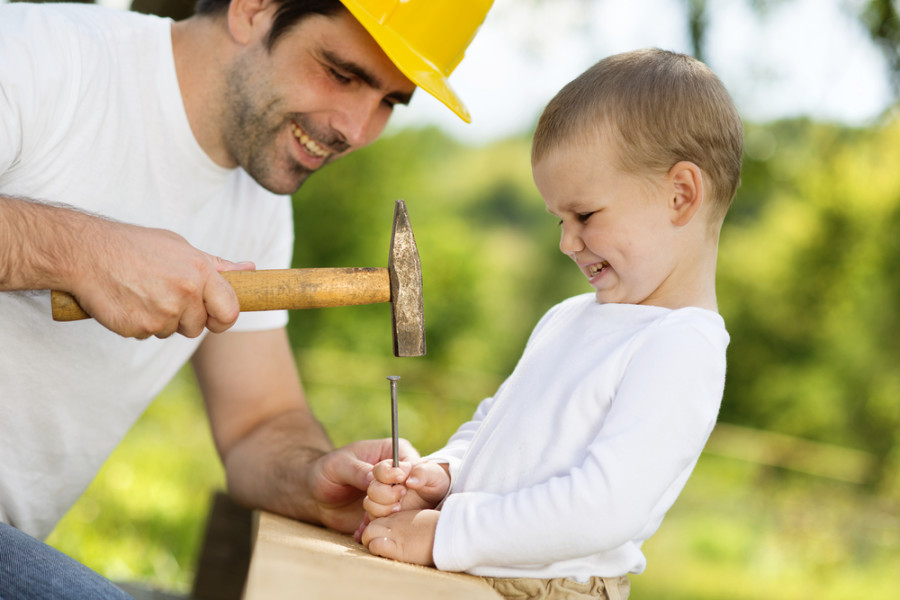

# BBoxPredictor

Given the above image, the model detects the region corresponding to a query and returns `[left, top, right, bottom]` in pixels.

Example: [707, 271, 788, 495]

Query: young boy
[359, 48, 743, 600]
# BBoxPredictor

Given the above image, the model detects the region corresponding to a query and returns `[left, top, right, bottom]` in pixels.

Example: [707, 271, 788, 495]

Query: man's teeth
[291, 123, 329, 158]
[588, 261, 609, 276]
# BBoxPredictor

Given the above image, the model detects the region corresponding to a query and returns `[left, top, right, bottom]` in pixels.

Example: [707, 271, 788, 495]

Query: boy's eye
[576, 212, 595, 223]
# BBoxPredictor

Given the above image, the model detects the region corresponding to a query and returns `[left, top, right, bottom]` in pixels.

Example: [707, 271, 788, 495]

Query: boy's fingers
[367, 480, 406, 504]
[372, 460, 411, 484]
[363, 496, 400, 518]
[407, 463, 438, 489]
[366, 535, 400, 560]
[361, 519, 398, 558]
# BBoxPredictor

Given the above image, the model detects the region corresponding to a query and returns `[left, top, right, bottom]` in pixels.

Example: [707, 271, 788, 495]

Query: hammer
[50, 199, 426, 357]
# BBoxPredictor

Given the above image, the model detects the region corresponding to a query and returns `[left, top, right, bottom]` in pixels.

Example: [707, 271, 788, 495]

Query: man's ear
[227, 0, 275, 45]
[667, 161, 704, 227]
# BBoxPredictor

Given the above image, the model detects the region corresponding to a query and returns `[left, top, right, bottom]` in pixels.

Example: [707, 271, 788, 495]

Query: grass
[46, 359, 900, 598]
[632, 456, 900, 599]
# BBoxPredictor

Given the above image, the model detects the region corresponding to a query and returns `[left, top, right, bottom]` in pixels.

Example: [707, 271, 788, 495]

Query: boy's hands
[361, 509, 440, 567]
[363, 459, 450, 517]
[354, 459, 450, 547]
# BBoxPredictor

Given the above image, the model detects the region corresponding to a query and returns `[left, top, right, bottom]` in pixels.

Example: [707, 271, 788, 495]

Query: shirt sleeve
[0, 72, 20, 176]
[432, 317, 726, 572]
[0, 6, 100, 182]
[0, 8, 37, 176]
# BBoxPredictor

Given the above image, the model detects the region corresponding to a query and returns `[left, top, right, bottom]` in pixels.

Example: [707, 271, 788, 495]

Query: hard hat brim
[341, 3, 472, 123]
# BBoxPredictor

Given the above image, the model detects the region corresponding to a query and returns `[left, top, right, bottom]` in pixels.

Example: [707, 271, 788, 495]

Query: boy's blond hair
[532, 48, 743, 225]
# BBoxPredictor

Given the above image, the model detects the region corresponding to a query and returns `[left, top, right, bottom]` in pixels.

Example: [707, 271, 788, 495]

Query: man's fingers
[203, 273, 241, 333]
[397, 438, 420, 463]
[203, 258, 255, 333]
[323, 448, 378, 493]
[352, 515, 370, 543]
[215, 257, 256, 273]
[175, 299, 211, 338]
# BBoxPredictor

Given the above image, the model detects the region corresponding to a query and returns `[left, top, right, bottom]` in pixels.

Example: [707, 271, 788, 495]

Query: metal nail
[386, 376, 400, 467]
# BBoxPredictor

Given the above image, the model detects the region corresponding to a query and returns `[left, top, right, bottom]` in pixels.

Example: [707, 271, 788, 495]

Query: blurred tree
[687, 0, 708, 61]
[861, 0, 900, 97]
[718, 116, 900, 490]
[685, 0, 789, 61]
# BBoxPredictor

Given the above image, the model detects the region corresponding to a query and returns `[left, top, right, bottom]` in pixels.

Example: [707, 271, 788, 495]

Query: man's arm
[192, 327, 419, 533]
[0, 194, 249, 338]
[192, 327, 333, 521]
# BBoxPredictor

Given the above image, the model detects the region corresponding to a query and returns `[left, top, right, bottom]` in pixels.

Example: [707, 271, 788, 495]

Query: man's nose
[331, 92, 386, 149]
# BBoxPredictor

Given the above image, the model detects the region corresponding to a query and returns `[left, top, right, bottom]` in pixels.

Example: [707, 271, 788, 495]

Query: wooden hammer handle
[50, 267, 391, 321]
[223, 268, 390, 310]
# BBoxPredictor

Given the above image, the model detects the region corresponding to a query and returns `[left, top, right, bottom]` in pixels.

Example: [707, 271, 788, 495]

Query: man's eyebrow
[322, 50, 413, 105]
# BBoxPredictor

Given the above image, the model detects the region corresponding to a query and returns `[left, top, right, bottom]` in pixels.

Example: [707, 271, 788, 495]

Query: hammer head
[388, 199, 426, 357]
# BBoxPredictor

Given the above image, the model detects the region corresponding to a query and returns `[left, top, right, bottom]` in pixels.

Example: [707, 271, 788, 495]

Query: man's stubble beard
[223, 56, 315, 195]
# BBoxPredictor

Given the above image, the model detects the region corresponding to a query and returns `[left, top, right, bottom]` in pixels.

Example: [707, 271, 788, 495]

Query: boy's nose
[559, 225, 585, 257]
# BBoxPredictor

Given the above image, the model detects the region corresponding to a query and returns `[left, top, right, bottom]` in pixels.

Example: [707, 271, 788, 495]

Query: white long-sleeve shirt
[427, 294, 729, 580]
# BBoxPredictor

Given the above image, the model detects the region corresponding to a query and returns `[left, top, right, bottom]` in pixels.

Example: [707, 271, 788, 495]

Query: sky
[387, 0, 895, 144]
[5, 0, 894, 144]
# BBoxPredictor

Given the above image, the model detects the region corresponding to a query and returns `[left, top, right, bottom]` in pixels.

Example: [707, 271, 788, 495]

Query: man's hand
[0, 195, 253, 339]
[307, 438, 420, 534]
[73, 221, 254, 339]
[361, 509, 439, 566]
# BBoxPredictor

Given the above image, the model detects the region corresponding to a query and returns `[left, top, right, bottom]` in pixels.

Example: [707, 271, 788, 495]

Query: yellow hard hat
[339, 0, 493, 123]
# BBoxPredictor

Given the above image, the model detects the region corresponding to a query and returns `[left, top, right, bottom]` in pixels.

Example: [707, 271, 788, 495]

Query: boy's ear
[667, 161, 704, 227]
[227, 0, 276, 45]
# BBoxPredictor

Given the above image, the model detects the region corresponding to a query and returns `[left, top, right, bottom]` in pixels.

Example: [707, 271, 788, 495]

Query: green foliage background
[47, 117, 900, 598]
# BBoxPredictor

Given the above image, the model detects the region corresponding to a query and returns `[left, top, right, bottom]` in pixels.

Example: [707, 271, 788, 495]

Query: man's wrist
[299, 446, 329, 524]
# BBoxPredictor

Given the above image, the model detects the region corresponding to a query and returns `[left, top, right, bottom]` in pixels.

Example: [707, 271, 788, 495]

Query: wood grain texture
[222, 268, 390, 311]
[242, 512, 502, 600]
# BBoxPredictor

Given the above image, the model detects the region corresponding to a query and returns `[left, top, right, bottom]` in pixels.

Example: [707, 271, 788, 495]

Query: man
[0, 0, 492, 597]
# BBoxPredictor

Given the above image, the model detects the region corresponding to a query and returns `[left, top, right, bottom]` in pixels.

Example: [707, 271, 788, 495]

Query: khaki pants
[483, 575, 630, 600]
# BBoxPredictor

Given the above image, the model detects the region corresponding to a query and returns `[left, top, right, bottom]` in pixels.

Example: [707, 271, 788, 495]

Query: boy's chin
[593, 289, 647, 306]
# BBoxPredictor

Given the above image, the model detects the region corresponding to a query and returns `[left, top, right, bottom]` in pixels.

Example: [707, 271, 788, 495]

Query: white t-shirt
[428, 295, 729, 580]
[0, 5, 293, 539]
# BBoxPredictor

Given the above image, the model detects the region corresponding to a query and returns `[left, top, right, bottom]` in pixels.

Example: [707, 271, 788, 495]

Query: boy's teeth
[291, 123, 329, 158]
[589, 261, 609, 276]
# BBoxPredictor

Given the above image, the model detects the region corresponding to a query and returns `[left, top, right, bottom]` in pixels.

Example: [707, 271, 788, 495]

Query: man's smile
[290, 121, 331, 158]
